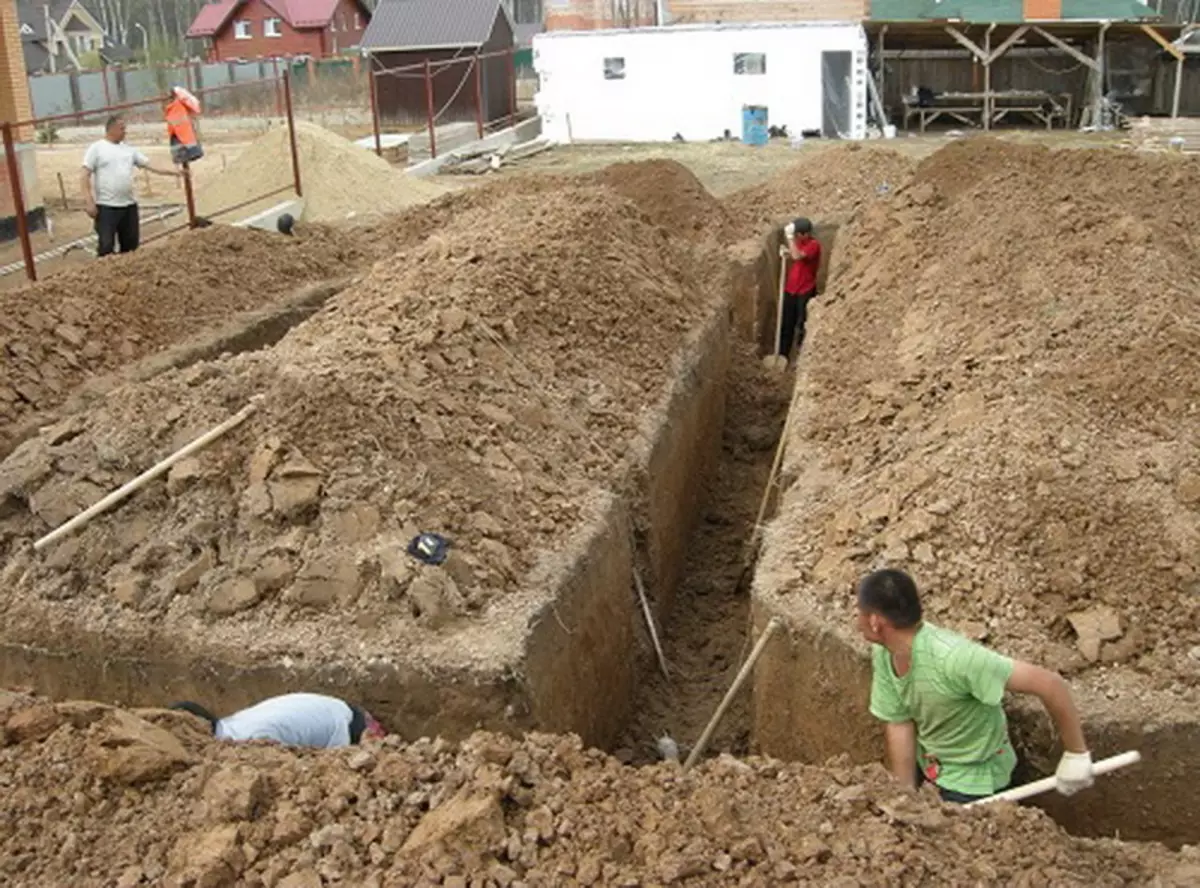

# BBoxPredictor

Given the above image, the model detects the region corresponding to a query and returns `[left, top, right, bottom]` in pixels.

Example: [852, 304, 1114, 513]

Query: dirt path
[617, 340, 793, 763]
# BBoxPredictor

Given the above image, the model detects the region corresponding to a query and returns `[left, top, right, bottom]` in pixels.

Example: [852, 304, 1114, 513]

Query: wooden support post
[943, 24, 987, 63]
[368, 62, 382, 156]
[1140, 23, 1186, 62]
[1172, 52, 1184, 119]
[988, 25, 1029, 64]
[1031, 25, 1101, 70]
[424, 59, 437, 159]
[1097, 22, 1108, 127]
[983, 24, 994, 131]
[877, 24, 887, 119]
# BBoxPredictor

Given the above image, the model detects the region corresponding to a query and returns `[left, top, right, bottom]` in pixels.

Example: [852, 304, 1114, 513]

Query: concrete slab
[233, 199, 305, 233]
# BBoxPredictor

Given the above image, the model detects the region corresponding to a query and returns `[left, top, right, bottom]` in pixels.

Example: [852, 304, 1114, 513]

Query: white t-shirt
[214, 693, 354, 748]
[82, 139, 149, 207]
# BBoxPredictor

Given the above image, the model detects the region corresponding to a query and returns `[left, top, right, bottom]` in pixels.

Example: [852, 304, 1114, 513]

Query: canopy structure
[866, 19, 1190, 127]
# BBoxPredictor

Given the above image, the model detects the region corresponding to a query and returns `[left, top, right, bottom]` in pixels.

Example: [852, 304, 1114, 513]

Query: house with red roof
[186, 0, 372, 61]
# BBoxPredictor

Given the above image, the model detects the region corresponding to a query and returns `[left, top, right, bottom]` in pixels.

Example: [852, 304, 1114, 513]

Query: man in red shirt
[778, 217, 822, 360]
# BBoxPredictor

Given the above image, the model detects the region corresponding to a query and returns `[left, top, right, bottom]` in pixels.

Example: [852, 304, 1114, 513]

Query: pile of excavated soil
[0, 225, 370, 458]
[0, 175, 723, 667]
[354, 158, 732, 256]
[1, 692, 1194, 888]
[762, 139, 1200, 683]
[721, 144, 917, 232]
[591, 159, 733, 241]
[196, 121, 446, 224]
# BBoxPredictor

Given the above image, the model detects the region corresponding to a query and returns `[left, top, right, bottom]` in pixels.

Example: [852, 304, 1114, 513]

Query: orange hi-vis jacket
[166, 97, 198, 148]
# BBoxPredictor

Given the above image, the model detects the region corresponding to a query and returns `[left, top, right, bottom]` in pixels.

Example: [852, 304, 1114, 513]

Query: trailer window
[603, 57, 626, 80]
[734, 53, 766, 76]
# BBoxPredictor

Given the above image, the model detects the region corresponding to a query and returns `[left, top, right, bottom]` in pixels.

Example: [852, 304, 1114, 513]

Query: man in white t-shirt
[80, 114, 181, 257]
[170, 693, 386, 748]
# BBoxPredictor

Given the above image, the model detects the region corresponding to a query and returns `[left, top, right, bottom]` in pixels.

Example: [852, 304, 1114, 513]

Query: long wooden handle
[774, 248, 787, 356]
[684, 617, 782, 770]
[966, 751, 1142, 807]
[34, 402, 258, 552]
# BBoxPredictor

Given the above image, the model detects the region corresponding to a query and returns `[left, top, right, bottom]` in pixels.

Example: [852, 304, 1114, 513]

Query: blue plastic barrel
[742, 105, 768, 146]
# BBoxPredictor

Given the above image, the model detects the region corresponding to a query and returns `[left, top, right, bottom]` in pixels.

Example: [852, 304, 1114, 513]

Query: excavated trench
[3, 214, 1185, 852]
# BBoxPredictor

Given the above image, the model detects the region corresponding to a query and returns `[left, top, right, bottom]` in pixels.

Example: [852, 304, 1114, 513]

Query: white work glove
[779, 244, 789, 259]
[784, 222, 796, 239]
[1054, 751, 1094, 796]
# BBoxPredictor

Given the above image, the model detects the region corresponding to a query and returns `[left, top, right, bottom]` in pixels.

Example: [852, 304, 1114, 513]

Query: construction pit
[2, 133, 1200, 886]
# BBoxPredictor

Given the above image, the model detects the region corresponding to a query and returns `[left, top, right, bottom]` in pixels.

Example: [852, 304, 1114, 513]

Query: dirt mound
[1, 692, 1192, 888]
[196, 121, 446, 224]
[722, 144, 917, 232]
[592, 159, 733, 241]
[0, 180, 722, 667]
[0, 224, 369, 457]
[767, 139, 1200, 679]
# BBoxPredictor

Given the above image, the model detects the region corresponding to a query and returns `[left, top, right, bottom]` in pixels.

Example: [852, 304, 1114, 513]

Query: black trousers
[95, 204, 140, 257]
[778, 289, 816, 357]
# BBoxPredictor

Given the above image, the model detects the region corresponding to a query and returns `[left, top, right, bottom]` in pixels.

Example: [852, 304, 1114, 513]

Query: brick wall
[667, 0, 868, 21]
[0, 0, 43, 239]
[1024, 0, 1063, 18]
[0, 0, 35, 137]
[545, 0, 657, 30]
[210, 0, 368, 60]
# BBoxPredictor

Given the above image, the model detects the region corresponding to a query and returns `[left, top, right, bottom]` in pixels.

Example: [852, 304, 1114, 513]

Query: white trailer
[534, 22, 870, 144]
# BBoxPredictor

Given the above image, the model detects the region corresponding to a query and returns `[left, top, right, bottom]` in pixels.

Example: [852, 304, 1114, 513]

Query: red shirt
[785, 236, 821, 295]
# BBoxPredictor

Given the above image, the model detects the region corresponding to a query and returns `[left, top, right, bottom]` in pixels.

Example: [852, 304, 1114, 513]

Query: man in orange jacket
[165, 86, 203, 165]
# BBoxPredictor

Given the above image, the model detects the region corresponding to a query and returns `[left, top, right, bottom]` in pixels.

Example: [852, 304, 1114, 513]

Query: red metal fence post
[424, 59, 437, 159]
[474, 56, 484, 138]
[283, 69, 302, 197]
[508, 48, 517, 129]
[3, 123, 37, 282]
[368, 64, 382, 157]
[182, 163, 198, 227]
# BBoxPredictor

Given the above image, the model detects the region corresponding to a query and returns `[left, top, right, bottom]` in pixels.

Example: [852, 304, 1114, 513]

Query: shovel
[966, 751, 1142, 807]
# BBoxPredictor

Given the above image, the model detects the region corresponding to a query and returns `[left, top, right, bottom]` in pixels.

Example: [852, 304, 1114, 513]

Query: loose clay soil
[0, 166, 728, 670]
[761, 138, 1200, 689]
[1, 692, 1196, 888]
[721, 144, 918, 232]
[0, 225, 372, 457]
[195, 121, 447, 224]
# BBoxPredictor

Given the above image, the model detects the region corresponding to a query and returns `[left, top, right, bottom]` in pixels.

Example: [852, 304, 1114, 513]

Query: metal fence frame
[4, 70, 303, 283]
[367, 47, 523, 160]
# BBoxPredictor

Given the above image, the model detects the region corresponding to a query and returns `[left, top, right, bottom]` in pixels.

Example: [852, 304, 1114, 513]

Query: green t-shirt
[869, 622, 1016, 796]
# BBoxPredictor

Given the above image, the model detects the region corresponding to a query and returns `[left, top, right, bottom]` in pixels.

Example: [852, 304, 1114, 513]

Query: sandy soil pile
[763, 139, 1200, 681]
[1, 691, 1193, 888]
[721, 144, 917, 232]
[592, 159, 733, 241]
[197, 121, 446, 223]
[0, 171, 721, 666]
[0, 225, 370, 457]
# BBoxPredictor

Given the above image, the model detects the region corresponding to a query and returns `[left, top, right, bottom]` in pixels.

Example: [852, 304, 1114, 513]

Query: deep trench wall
[0, 284, 733, 753]
[636, 301, 731, 620]
[749, 598, 1200, 847]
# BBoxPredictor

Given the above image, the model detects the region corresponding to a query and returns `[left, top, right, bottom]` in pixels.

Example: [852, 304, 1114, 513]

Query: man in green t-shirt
[857, 569, 1094, 803]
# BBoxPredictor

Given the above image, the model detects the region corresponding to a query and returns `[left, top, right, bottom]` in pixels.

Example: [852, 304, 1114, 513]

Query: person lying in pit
[171, 692, 385, 748]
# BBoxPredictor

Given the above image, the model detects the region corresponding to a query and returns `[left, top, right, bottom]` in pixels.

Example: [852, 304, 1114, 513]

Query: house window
[354, 13, 361, 28]
[734, 53, 766, 75]
[234, 20, 251, 39]
[264, 18, 283, 37]
[603, 57, 625, 80]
